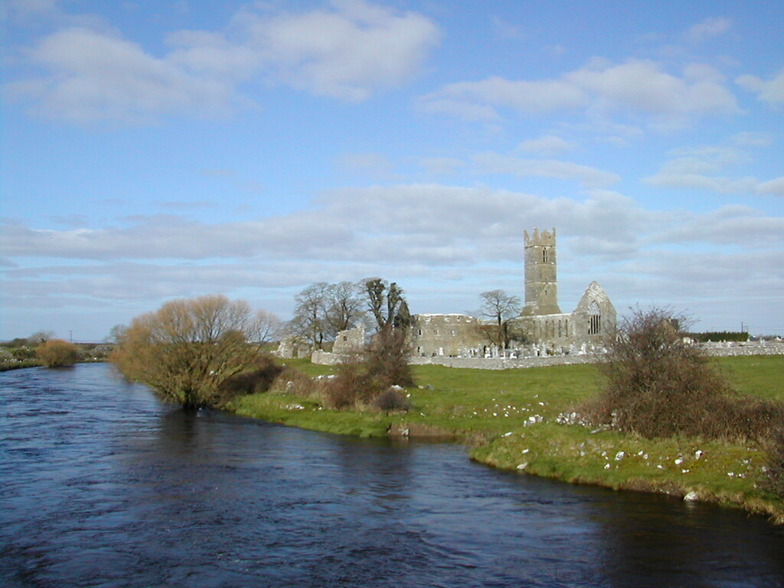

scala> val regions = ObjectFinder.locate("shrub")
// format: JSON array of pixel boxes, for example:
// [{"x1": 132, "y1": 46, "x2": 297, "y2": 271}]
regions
[
  {"x1": 364, "y1": 327, "x2": 414, "y2": 389},
  {"x1": 324, "y1": 363, "x2": 373, "y2": 410},
  {"x1": 373, "y1": 386, "x2": 411, "y2": 413},
  {"x1": 36, "y1": 339, "x2": 80, "y2": 367},
  {"x1": 764, "y1": 427, "x2": 784, "y2": 498},
  {"x1": 583, "y1": 307, "x2": 739, "y2": 439},
  {"x1": 218, "y1": 354, "x2": 284, "y2": 401}
]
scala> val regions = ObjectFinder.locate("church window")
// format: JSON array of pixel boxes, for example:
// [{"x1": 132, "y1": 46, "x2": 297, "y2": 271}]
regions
[
  {"x1": 542, "y1": 248, "x2": 548, "y2": 263},
  {"x1": 589, "y1": 301, "x2": 601, "y2": 335}
]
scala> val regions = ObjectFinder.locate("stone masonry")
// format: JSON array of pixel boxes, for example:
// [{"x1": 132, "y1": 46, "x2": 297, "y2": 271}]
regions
[{"x1": 410, "y1": 228, "x2": 617, "y2": 358}]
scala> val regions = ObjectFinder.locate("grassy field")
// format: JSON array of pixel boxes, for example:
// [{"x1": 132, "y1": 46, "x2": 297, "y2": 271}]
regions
[{"x1": 230, "y1": 354, "x2": 784, "y2": 522}]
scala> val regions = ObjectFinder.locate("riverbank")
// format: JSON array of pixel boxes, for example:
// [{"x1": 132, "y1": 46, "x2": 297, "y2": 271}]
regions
[{"x1": 231, "y1": 354, "x2": 784, "y2": 523}]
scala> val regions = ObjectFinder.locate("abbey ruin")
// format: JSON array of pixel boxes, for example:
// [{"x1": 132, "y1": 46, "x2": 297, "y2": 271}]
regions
[
  {"x1": 302, "y1": 228, "x2": 618, "y2": 365},
  {"x1": 409, "y1": 228, "x2": 617, "y2": 359}
]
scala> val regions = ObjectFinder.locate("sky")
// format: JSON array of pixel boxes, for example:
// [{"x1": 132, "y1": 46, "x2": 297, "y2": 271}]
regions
[{"x1": 1, "y1": 0, "x2": 783, "y2": 342}]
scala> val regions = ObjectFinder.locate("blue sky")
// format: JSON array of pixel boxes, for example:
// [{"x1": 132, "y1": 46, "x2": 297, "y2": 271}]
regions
[{"x1": 2, "y1": 0, "x2": 783, "y2": 342}]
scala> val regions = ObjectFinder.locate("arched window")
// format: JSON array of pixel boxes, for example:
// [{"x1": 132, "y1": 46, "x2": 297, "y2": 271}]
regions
[
  {"x1": 589, "y1": 301, "x2": 601, "y2": 335},
  {"x1": 542, "y1": 248, "x2": 548, "y2": 263}
]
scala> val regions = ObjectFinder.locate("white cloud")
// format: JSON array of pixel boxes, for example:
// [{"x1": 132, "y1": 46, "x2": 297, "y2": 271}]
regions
[
  {"x1": 421, "y1": 75, "x2": 586, "y2": 118},
  {"x1": 516, "y1": 135, "x2": 576, "y2": 156},
  {"x1": 240, "y1": 0, "x2": 441, "y2": 101},
  {"x1": 419, "y1": 157, "x2": 464, "y2": 175},
  {"x1": 0, "y1": 185, "x2": 642, "y2": 265},
  {"x1": 654, "y1": 205, "x2": 784, "y2": 246},
  {"x1": 643, "y1": 143, "x2": 782, "y2": 195},
  {"x1": 6, "y1": 0, "x2": 441, "y2": 124},
  {"x1": 730, "y1": 131, "x2": 774, "y2": 147},
  {"x1": 6, "y1": 27, "x2": 242, "y2": 124},
  {"x1": 736, "y1": 69, "x2": 784, "y2": 106},
  {"x1": 3, "y1": 186, "x2": 782, "y2": 337},
  {"x1": 684, "y1": 17, "x2": 732, "y2": 44},
  {"x1": 471, "y1": 153, "x2": 620, "y2": 188},
  {"x1": 421, "y1": 59, "x2": 739, "y2": 130},
  {"x1": 757, "y1": 177, "x2": 784, "y2": 196}
]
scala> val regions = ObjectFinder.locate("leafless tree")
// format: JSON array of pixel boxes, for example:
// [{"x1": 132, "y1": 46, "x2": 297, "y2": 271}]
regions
[
  {"x1": 478, "y1": 289, "x2": 521, "y2": 349},
  {"x1": 290, "y1": 282, "x2": 330, "y2": 349},
  {"x1": 110, "y1": 294, "x2": 277, "y2": 409},
  {"x1": 28, "y1": 331, "x2": 55, "y2": 345},
  {"x1": 324, "y1": 281, "x2": 365, "y2": 336}
]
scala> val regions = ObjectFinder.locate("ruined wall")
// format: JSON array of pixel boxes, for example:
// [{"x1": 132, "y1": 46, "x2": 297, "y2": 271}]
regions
[
  {"x1": 331, "y1": 326, "x2": 365, "y2": 354},
  {"x1": 410, "y1": 314, "x2": 487, "y2": 357},
  {"x1": 311, "y1": 326, "x2": 365, "y2": 365},
  {"x1": 275, "y1": 336, "x2": 311, "y2": 359}
]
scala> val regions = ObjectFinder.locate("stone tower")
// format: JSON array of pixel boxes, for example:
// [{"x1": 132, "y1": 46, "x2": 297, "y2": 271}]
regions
[{"x1": 522, "y1": 227, "x2": 561, "y2": 315}]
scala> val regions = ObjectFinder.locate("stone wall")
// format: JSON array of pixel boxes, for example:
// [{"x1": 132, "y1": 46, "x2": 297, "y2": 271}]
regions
[
  {"x1": 410, "y1": 314, "x2": 487, "y2": 357},
  {"x1": 408, "y1": 341, "x2": 783, "y2": 370},
  {"x1": 409, "y1": 354, "x2": 602, "y2": 370}
]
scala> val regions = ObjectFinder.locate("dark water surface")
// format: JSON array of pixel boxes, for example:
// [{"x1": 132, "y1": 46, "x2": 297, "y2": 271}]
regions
[{"x1": 2, "y1": 364, "x2": 783, "y2": 587}]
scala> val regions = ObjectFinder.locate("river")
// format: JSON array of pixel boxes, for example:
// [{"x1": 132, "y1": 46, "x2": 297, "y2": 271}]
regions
[{"x1": 1, "y1": 363, "x2": 783, "y2": 587}]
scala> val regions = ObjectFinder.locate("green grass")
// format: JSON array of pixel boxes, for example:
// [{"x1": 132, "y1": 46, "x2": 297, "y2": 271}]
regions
[{"x1": 230, "y1": 354, "x2": 784, "y2": 522}]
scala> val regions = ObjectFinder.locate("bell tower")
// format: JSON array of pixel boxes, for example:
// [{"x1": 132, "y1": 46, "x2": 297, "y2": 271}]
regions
[{"x1": 522, "y1": 227, "x2": 561, "y2": 315}]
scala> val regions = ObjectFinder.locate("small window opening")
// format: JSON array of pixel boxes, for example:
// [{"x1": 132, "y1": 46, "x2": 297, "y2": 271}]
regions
[{"x1": 589, "y1": 301, "x2": 601, "y2": 335}]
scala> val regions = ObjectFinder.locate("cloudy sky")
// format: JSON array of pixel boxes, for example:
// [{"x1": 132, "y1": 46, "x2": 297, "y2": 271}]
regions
[{"x1": 2, "y1": 0, "x2": 783, "y2": 341}]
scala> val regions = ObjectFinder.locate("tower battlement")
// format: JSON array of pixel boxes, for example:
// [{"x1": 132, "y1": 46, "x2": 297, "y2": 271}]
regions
[{"x1": 524, "y1": 227, "x2": 556, "y2": 246}]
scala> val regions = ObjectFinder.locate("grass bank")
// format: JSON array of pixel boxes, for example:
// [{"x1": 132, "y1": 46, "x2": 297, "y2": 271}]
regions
[{"x1": 230, "y1": 355, "x2": 784, "y2": 522}]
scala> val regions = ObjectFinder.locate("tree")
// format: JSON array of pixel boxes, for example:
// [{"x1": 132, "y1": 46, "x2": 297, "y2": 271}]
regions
[
  {"x1": 110, "y1": 295, "x2": 279, "y2": 409},
  {"x1": 324, "y1": 281, "x2": 365, "y2": 336},
  {"x1": 478, "y1": 289, "x2": 521, "y2": 350},
  {"x1": 289, "y1": 281, "x2": 365, "y2": 348},
  {"x1": 106, "y1": 324, "x2": 128, "y2": 345},
  {"x1": 289, "y1": 282, "x2": 330, "y2": 349},
  {"x1": 36, "y1": 339, "x2": 80, "y2": 367},
  {"x1": 28, "y1": 331, "x2": 55, "y2": 345},
  {"x1": 361, "y1": 278, "x2": 413, "y2": 386},
  {"x1": 363, "y1": 278, "x2": 410, "y2": 332}
]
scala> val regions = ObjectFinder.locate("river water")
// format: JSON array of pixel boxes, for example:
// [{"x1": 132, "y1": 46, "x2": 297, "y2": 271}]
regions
[{"x1": 1, "y1": 363, "x2": 783, "y2": 587}]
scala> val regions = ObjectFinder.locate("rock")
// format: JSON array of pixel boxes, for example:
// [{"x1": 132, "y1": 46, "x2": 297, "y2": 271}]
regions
[{"x1": 684, "y1": 491, "x2": 699, "y2": 502}]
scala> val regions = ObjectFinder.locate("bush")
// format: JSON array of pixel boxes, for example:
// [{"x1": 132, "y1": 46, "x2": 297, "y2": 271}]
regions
[
  {"x1": 324, "y1": 363, "x2": 374, "y2": 410},
  {"x1": 364, "y1": 327, "x2": 414, "y2": 389},
  {"x1": 218, "y1": 354, "x2": 284, "y2": 400},
  {"x1": 764, "y1": 427, "x2": 784, "y2": 497},
  {"x1": 36, "y1": 339, "x2": 80, "y2": 367},
  {"x1": 583, "y1": 307, "x2": 740, "y2": 439},
  {"x1": 372, "y1": 386, "x2": 411, "y2": 413}
]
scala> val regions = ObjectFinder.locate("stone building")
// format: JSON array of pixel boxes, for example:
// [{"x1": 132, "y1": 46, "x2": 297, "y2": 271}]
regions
[{"x1": 410, "y1": 228, "x2": 616, "y2": 357}]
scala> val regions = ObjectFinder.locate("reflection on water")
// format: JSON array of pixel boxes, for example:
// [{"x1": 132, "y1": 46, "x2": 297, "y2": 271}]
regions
[{"x1": 1, "y1": 363, "x2": 783, "y2": 586}]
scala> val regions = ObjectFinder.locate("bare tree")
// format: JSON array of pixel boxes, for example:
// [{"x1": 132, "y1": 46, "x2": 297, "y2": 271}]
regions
[
  {"x1": 290, "y1": 282, "x2": 330, "y2": 349},
  {"x1": 28, "y1": 331, "x2": 55, "y2": 345},
  {"x1": 252, "y1": 309, "x2": 284, "y2": 345},
  {"x1": 479, "y1": 290, "x2": 521, "y2": 325},
  {"x1": 478, "y1": 289, "x2": 521, "y2": 349},
  {"x1": 110, "y1": 294, "x2": 275, "y2": 409},
  {"x1": 324, "y1": 281, "x2": 365, "y2": 336}
]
